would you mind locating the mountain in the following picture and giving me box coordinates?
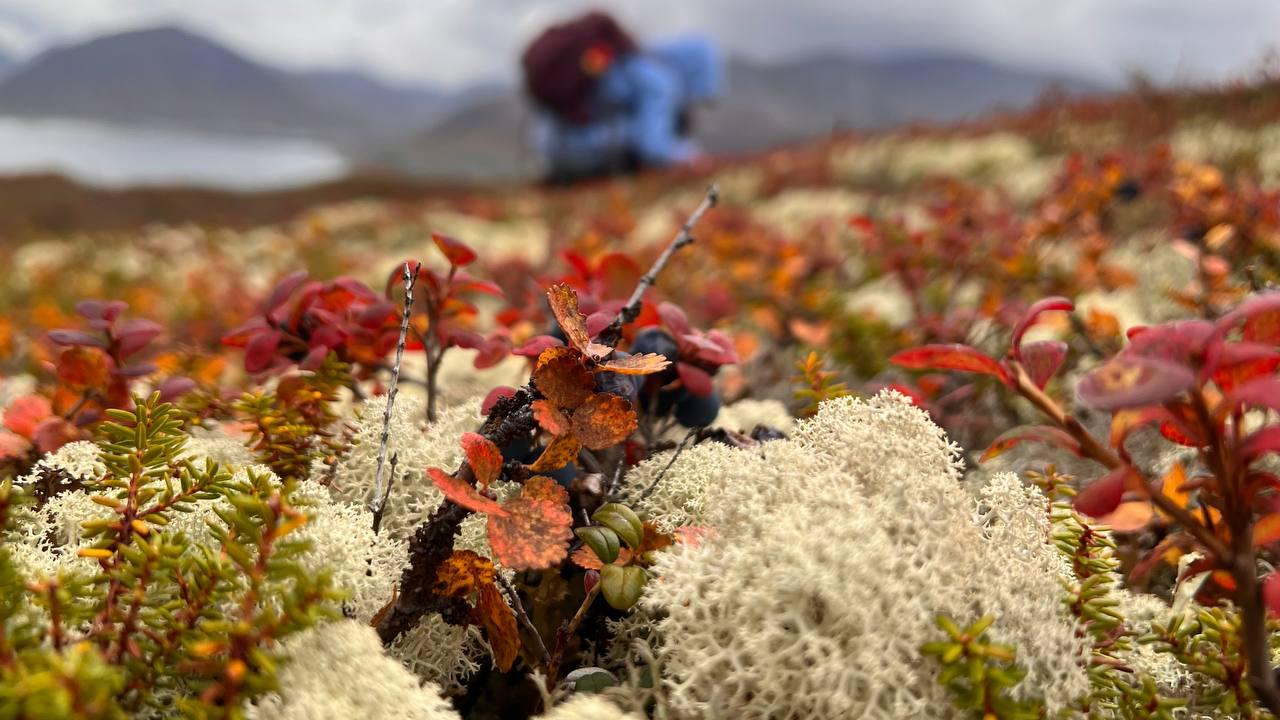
[0,26,459,144]
[371,52,1109,181]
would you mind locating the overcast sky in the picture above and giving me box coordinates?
[0,0,1276,89]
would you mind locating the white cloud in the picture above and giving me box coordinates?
[0,0,1275,87]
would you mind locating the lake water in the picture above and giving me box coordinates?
[0,117,350,191]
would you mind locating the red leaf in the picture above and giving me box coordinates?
[264,270,309,313]
[4,395,51,438]
[32,417,80,454]
[427,467,508,516]
[47,330,107,348]
[513,335,564,358]
[461,432,503,489]
[433,233,478,267]
[676,362,714,398]
[0,432,30,459]
[1221,377,1280,417]
[220,318,270,348]
[1241,427,1280,464]
[244,330,282,373]
[1020,340,1068,389]
[1012,297,1073,357]
[980,425,1081,463]
[75,300,126,322]
[115,319,164,359]
[889,344,1011,385]
[157,376,197,402]
[1210,342,1280,393]
[531,399,571,436]
[658,302,692,337]
[1077,356,1196,411]
[1074,466,1132,517]
[1265,572,1280,617]
[481,386,517,415]
[57,347,109,388]
[487,496,573,571]
[451,271,504,298]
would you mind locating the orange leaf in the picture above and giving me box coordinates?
[637,521,674,555]
[432,232,477,267]
[595,352,671,376]
[4,395,51,438]
[1255,514,1280,548]
[674,526,715,547]
[533,346,594,410]
[472,582,520,672]
[57,347,109,388]
[434,550,496,598]
[570,393,638,450]
[570,544,632,570]
[1099,501,1155,533]
[528,435,580,473]
[487,496,573,571]
[427,467,508,516]
[1212,570,1237,592]
[531,400,571,436]
[521,475,569,505]
[546,284,611,359]
[460,432,503,489]
[1156,462,1190,522]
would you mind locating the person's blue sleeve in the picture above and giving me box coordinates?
[622,57,697,167]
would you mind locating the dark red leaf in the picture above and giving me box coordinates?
[112,363,158,379]
[356,302,397,328]
[677,362,714,398]
[157,376,197,402]
[451,272,504,298]
[220,318,270,348]
[432,232,478,267]
[47,330,107,348]
[585,312,613,337]
[1221,377,1280,417]
[1073,466,1132,517]
[513,335,564,358]
[658,302,692,337]
[1267,573,1280,617]
[1077,356,1196,411]
[1019,340,1068,389]
[473,337,510,370]
[32,417,80,454]
[75,300,127,322]
[1210,342,1280,392]
[115,319,163,359]
[481,386,517,415]
[264,270,309,313]
[1012,297,1073,357]
[889,344,1011,385]
[244,330,283,373]
[1242,427,1280,464]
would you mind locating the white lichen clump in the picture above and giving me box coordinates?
[19,440,105,488]
[536,694,643,720]
[630,392,1091,718]
[245,620,460,720]
[710,398,795,435]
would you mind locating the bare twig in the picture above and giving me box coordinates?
[546,583,601,689]
[496,574,552,668]
[369,262,420,522]
[639,427,699,501]
[371,454,398,535]
[596,184,719,347]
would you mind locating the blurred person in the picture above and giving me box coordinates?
[521,11,723,184]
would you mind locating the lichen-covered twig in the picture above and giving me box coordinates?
[369,261,420,526]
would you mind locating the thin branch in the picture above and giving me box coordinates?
[546,583,601,689]
[371,453,398,536]
[639,427,699,501]
[369,261,420,521]
[596,184,719,347]
[496,574,552,668]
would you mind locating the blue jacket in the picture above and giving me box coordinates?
[532,36,723,175]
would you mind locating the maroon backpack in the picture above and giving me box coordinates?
[521,11,636,125]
